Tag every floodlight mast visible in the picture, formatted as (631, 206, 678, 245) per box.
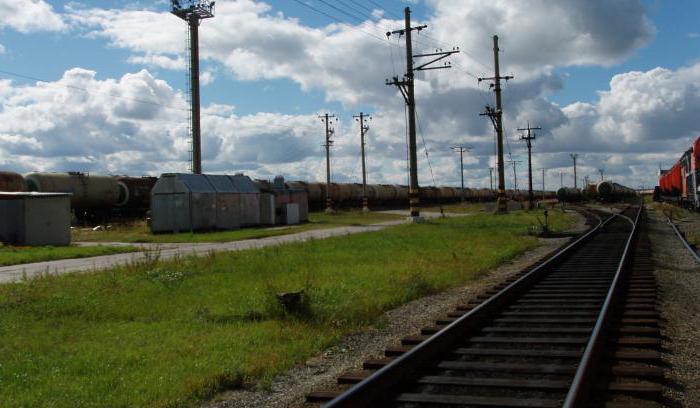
(171, 1, 215, 174)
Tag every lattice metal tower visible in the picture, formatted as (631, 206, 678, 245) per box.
(171, 0, 215, 174)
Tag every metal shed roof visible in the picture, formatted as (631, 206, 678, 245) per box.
(205, 174, 239, 193)
(229, 175, 259, 193)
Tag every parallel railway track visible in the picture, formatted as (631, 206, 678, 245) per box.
(306, 205, 664, 407)
(666, 216, 700, 263)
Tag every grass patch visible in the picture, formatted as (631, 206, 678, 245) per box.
(72, 211, 404, 244)
(421, 202, 486, 214)
(0, 209, 575, 407)
(0, 245, 138, 267)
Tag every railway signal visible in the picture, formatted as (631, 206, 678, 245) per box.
(479, 36, 514, 214)
(517, 123, 541, 209)
(386, 7, 459, 218)
(353, 112, 372, 212)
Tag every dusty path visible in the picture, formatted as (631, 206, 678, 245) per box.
(0, 212, 452, 284)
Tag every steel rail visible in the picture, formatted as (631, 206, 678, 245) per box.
(667, 216, 700, 263)
(562, 205, 642, 407)
(324, 209, 612, 408)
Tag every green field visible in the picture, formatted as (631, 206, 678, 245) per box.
(72, 210, 404, 244)
(0, 245, 138, 267)
(0, 210, 575, 407)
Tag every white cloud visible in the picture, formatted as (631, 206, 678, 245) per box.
(3, 0, 693, 190)
(0, 43, 5, 54)
(0, 0, 66, 32)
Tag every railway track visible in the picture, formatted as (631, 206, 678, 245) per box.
(306, 205, 664, 407)
(666, 216, 700, 263)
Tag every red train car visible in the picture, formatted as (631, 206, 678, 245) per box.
(657, 137, 700, 209)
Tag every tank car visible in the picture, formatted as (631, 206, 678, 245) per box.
(0, 171, 26, 192)
(557, 187, 583, 202)
(114, 176, 157, 209)
(25, 172, 124, 209)
(596, 181, 637, 201)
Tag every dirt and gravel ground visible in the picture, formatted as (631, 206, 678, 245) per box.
(203, 211, 588, 408)
(647, 207, 700, 407)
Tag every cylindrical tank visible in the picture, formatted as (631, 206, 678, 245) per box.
(557, 187, 583, 202)
(596, 181, 636, 201)
(364, 185, 378, 201)
(304, 182, 324, 203)
(0, 171, 26, 192)
(115, 176, 157, 208)
(394, 185, 409, 201)
(330, 183, 352, 202)
(350, 183, 364, 201)
(25, 172, 123, 208)
(375, 184, 396, 201)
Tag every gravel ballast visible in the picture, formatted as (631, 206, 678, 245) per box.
(647, 207, 700, 407)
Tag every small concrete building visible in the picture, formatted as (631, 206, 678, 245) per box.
(0, 192, 71, 246)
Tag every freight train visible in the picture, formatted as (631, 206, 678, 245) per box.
(556, 181, 637, 203)
(656, 137, 700, 209)
(0, 170, 556, 218)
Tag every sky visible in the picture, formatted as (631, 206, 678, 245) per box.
(0, 0, 699, 191)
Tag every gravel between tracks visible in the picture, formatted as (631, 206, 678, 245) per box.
(202, 211, 587, 408)
(647, 207, 700, 407)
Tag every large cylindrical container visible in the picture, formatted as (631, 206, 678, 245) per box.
(394, 185, 409, 201)
(303, 182, 324, 203)
(115, 176, 157, 208)
(0, 171, 26, 192)
(25, 172, 124, 208)
(557, 187, 583, 202)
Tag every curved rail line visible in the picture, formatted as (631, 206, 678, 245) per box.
(321, 206, 643, 408)
(666, 216, 700, 263)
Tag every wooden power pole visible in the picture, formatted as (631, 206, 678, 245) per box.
(570, 153, 579, 189)
(387, 7, 458, 218)
(320, 113, 336, 213)
(354, 112, 372, 212)
(451, 145, 471, 202)
(517, 122, 541, 209)
(479, 35, 514, 213)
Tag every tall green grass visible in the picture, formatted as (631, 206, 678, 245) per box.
(0, 210, 574, 407)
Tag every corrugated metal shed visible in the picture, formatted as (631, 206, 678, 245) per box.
(229, 175, 260, 226)
(0, 192, 71, 246)
(205, 175, 241, 230)
(150, 173, 217, 233)
(151, 173, 262, 233)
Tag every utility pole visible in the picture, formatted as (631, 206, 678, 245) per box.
(560, 171, 564, 188)
(570, 153, 579, 189)
(598, 168, 605, 181)
(320, 113, 337, 213)
(507, 158, 522, 192)
(354, 112, 372, 212)
(171, 0, 215, 174)
(451, 145, 471, 202)
(540, 168, 546, 201)
(479, 35, 514, 213)
(489, 167, 494, 191)
(387, 7, 459, 218)
(517, 122, 541, 209)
